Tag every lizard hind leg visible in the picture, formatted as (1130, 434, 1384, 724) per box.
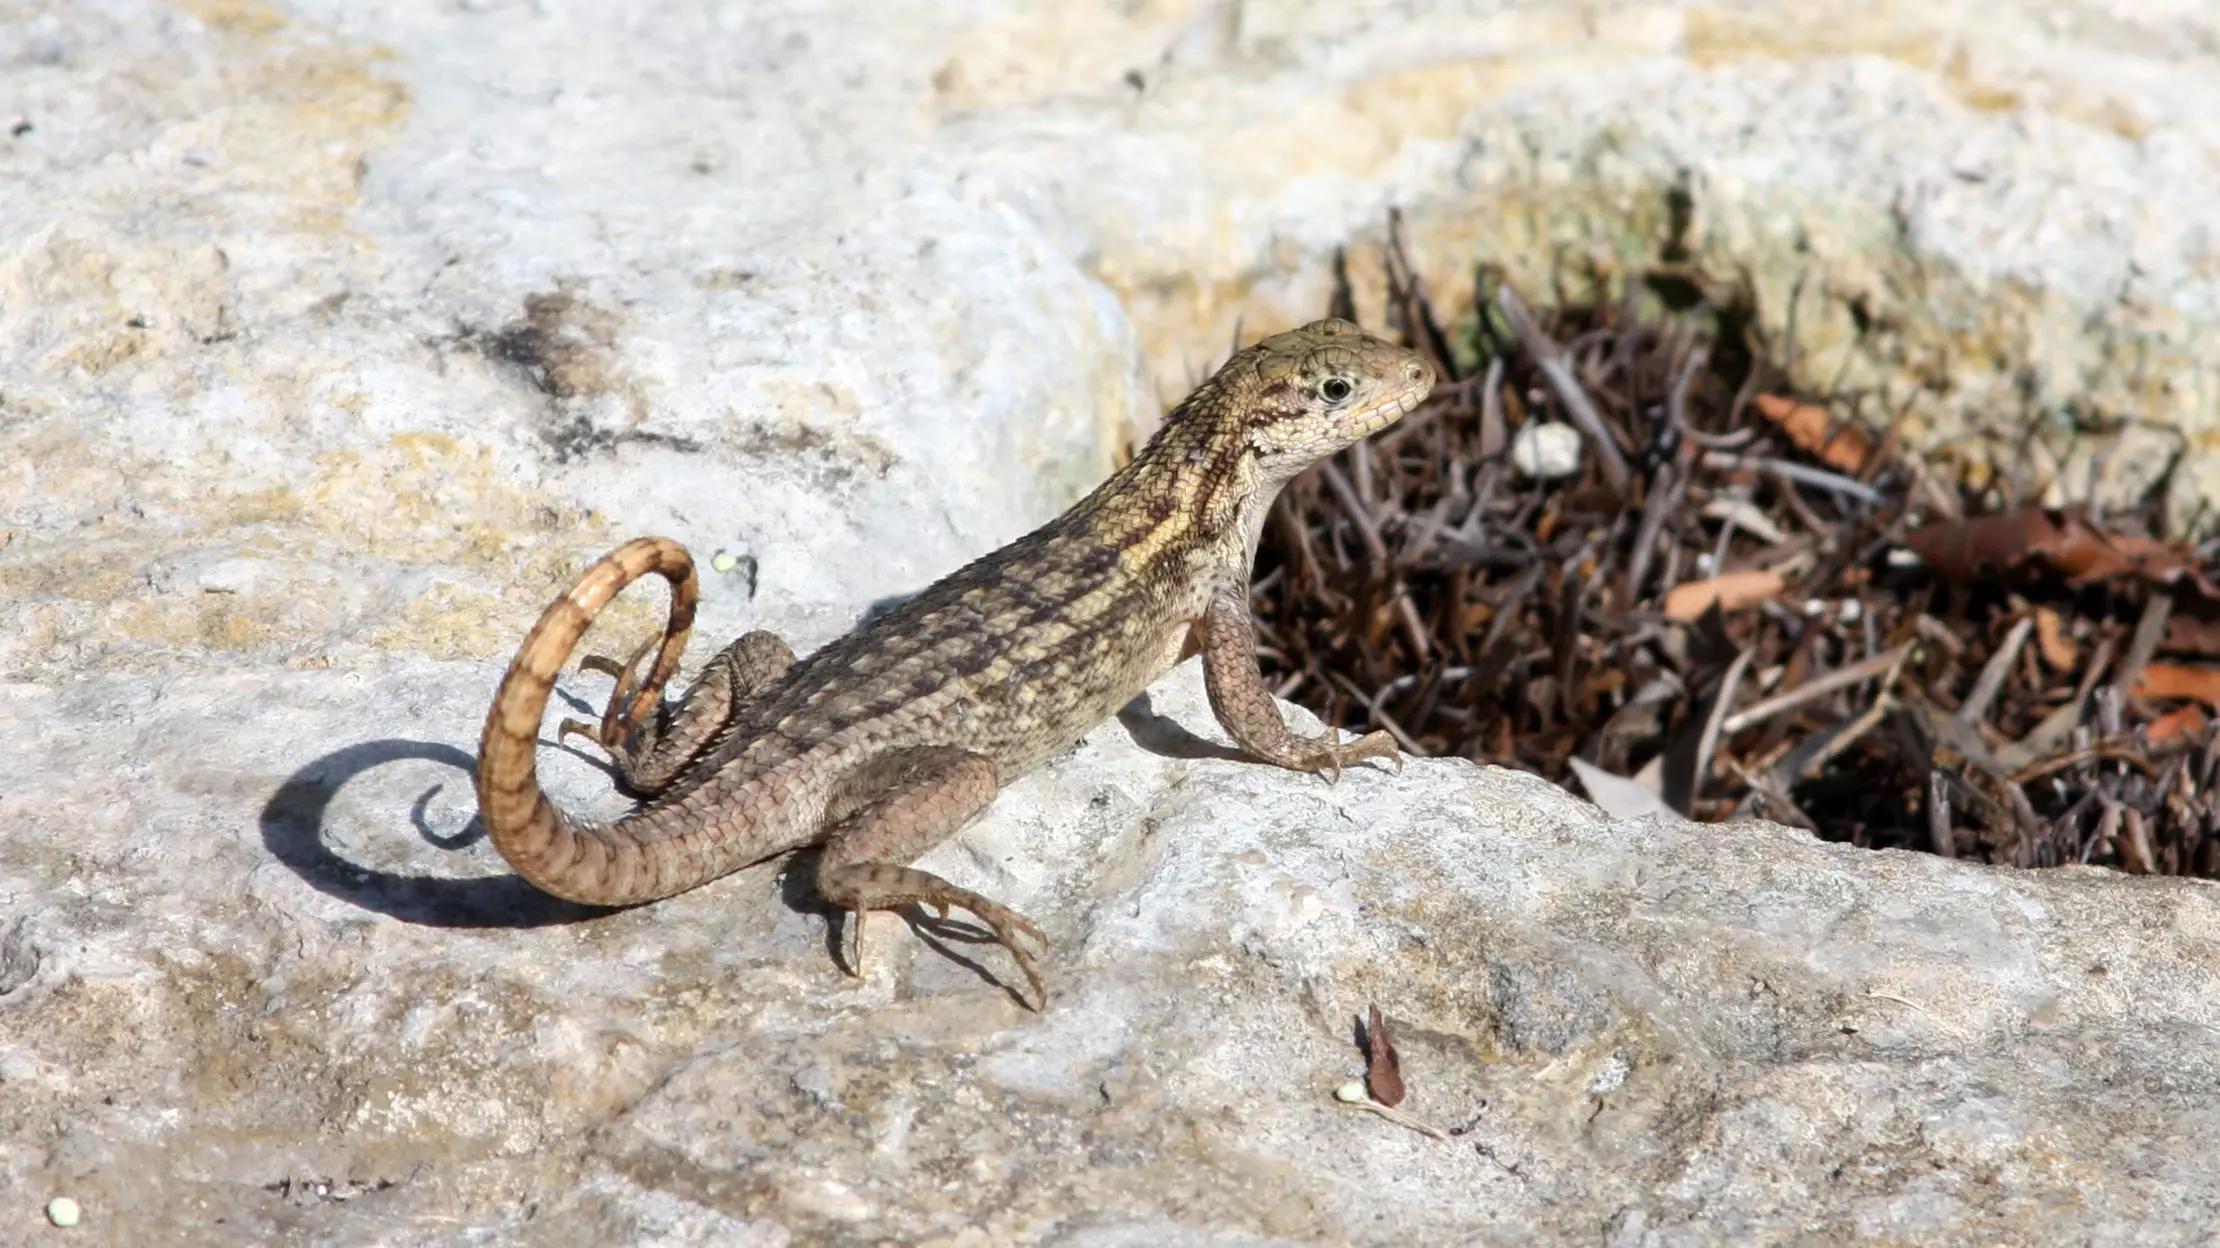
(562, 629, 797, 796)
(815, 746, 1048, 1009)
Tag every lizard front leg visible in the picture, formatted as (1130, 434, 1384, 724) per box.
(815, 746, 1048, 1009)
(1200, 585, 1402, 781)
(561, 629, 797, 795)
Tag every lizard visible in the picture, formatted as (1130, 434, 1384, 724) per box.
(474, 317, 1437, 1007)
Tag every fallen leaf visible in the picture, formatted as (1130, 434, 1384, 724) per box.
(2033, 606, 2077, 672)
(1899, 509, 2072, 581)
(2133, 664, 2220, 708)
(2105, 536, 2219, 596)
(2148, 704, 2209, 746)
(1567, 756, 1674, 820)
(1900, 508, 2220, 598)
(1662, 570, 1785, 621)
(2164, 611, 2220, 657)
(1364, 1004, 1406, 1109)
(1753, 394, 1872, 474)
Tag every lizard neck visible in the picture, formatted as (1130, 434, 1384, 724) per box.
(1065, 382, 1282, 592)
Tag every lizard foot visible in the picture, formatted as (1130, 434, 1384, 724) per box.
(577, 636, 664, 748)
(1297, 729, 1403, 784)
(835, 888, 1049, 1010)
(907, 885, 1049, 1011)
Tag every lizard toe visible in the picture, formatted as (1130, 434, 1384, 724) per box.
(945, 894, 1050, 1008)
(576, 653, 628, 679)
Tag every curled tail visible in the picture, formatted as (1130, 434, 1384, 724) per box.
(475, 536, 699, 905)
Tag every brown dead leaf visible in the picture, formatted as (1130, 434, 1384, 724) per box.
(2033, 607, 2077, 672)
(1662, 569, 1785, 621)
(2133, 664, 2220, 708)
(2148, 703, 2209, 746)
(1753, 394, 1872, 474)
(1899, 509, 2068, 581)
(2101, 536, 2220, 597)
(2164, 611, 2220, 657)
(1364, 1004, 1405, 1108)
(1900, 508, 2220, 598)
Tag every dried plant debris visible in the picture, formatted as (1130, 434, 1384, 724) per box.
(1362, 1004, 1407, 1108)
(1254, 217, 2220, 877)
(1333, 1003, 1446, 1141)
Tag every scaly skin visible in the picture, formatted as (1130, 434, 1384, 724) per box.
(474, 318, 1436, 1006)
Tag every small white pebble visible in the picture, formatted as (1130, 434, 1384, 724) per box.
(1586, 1050, 1631, 1094)
(1509, 421, 1584, 482)
(47, 1196, 80, 1228)
(1334, 1080, 1371, 1104)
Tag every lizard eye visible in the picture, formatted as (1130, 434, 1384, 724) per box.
(1321, 376, 1353, 404)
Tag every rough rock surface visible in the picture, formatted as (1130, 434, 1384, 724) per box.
(12, 662, 2220, 1244)
(6, 0, 2220, 1243)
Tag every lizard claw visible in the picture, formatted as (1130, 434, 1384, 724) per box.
(845, 909, 872, 980)
(937, 892, 1049, 1011)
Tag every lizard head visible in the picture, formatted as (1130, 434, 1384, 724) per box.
(1222, 317, 1436, 485)
(1110, 318, 1436, 561)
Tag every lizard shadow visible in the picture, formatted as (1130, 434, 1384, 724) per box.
(1115, 692, 1249, 763)
(261, 737, 618, 929)
(263, 737, 1039, 1001)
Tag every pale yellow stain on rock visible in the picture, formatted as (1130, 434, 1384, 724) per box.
(0, 0, 413, 390)
(167, 0, 413, 180)
(929, 0, 1213, 114)
(1, 430, 619, 671)
(1110, 21, 2203, 518)
(2, 0, 425, 692)
(173, 0, 290, 35)
(1, 225, 232, 377)
(367, 571, 666, 666)
(1686, 4, 2154, 142)
(1683, 4, 1948, 69)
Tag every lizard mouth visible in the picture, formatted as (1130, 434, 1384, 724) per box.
(1348, 381, 1430, 438)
